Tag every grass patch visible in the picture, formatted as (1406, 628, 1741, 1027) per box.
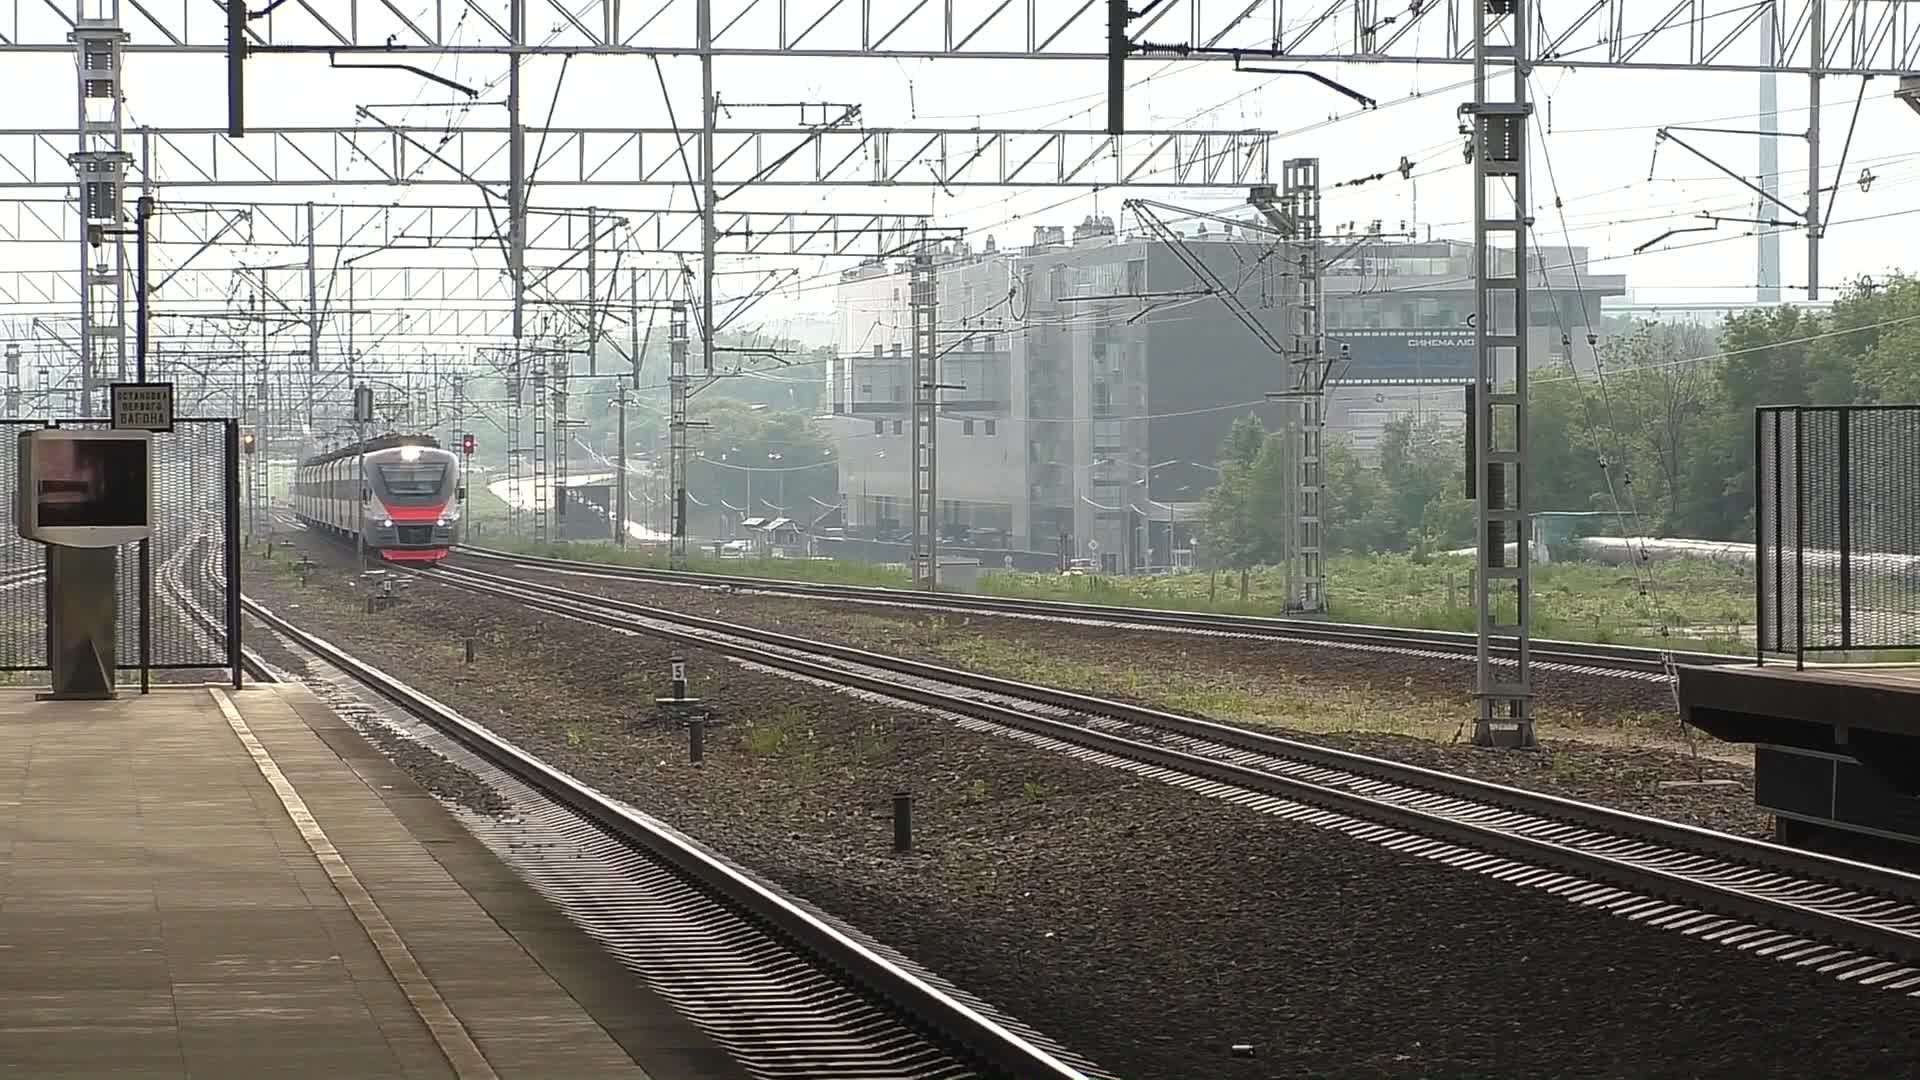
(745, 703, 814, 757)
(977, 553, 1759, 653)
(482, 535, 1914, 661)
(487, 537, 913, 588)
(929, 634, 1699, 751)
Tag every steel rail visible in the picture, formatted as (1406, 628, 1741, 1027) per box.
(453, 545, 1743, 676)
(231, 577, 1092, 1080)
(158, 538, 277, 681)
(426, 561, 1920, 968)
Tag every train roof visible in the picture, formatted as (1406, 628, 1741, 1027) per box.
(298, 433, 445, 468)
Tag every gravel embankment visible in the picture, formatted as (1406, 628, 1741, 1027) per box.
(241, 545, 1920, 1080)
(461, 558, 1768, 837)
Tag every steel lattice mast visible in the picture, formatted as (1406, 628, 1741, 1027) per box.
(1466, 0, 1536, 748)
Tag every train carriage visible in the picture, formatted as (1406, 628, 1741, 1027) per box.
(292, 434, 463, 561)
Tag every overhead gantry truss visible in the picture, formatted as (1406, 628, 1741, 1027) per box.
(0, 126, 1278, 188)
(0, 0, 1914, 75)
(0, 197, 937, 257)
(4, 259, 798, 351)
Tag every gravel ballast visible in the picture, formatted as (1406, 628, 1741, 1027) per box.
(245, 547, 1920, 1080)
(460, 557, 1769, 836)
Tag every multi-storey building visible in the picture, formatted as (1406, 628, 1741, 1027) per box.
(827, 216, 1626, 571)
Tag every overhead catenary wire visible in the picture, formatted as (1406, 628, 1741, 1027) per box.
(1529, 96, 1696, 757)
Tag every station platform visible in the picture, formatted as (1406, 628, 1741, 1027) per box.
(0, 681, 745, 1080)
(1678, 661, 1920, 860)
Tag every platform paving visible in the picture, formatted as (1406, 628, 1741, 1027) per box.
(0, 682, 747, 1080)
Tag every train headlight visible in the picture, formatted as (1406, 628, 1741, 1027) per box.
(381, 517, 394, 528)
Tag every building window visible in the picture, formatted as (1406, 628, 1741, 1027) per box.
(860, 383, 872, 396)
(873, 419, 885, 434)
(963, 419, 975, 435)
(1126, 258, 1146, 296)
(984, 419, 997, 436)
(893, 420, 903, 434)
(892, 386, 904, 402)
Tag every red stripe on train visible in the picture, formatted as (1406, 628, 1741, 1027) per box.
(381, 503, 447, 523)
(380, 548, 448, 562)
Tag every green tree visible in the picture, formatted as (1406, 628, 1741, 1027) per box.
(1847, 274, 1920, 403)
(1323, 436, 1395, 553)
(1375, 416, 1471, 552)
(684, 400, 837, 528)
(1199, 414, 1269, 568)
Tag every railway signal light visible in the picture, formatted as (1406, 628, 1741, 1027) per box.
(461, 433, 475, 456)
(241, 431, 256, 454)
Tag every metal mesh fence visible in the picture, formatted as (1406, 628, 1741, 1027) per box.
(0, 417, 237, 673)
(1757, 405, 1920, 662)
(0, 419, 45, 669)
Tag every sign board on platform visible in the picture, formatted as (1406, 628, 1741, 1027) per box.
(109, 382, 174, 432)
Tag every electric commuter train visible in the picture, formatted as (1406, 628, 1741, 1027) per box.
(292, 434, 463, 561)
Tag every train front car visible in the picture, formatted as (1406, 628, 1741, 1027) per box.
(362, 442, 461, 561)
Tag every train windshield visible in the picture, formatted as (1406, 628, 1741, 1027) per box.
(376, 463, 447, 497)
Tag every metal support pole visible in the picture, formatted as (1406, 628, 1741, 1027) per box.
(1467, 0, 1536, 748)
(1285, 159, 1326, 613)
(533, 358, 549, 543)
(508, 0, 528, 524)
(136, 192, 151, 692)
(909, 248, 938, 590)
(73, 8, 131, 418)
(1758, 19, 1781, 303)
(1806, 0, 1824, 301)
(669, 302, 690, 567)
(134, 195, 150, 381)
(553, 355, 570, 534)
(586, 206, 599, 375)
(305, 200, 319, 430)
(629, 267, 642, 385)
(616, 391, 628, 545)
(508, 0, 526, 339)
(698, 0, 717, 375)
(225, 419, 242, 688)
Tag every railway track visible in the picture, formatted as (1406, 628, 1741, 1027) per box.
(198, 537, 1099, 1080)
(424, 559, 1920, 986)
(453, 544, 1742, 679)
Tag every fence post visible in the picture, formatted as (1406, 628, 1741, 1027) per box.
(139, 536, 151, 696)
(1837, 409, 1852, 652)
(1794, 408, 1806, 670)
(226, 419, 243, 688)
(1754, 407, 1765, 664)
(1773, 409, 1786, 659)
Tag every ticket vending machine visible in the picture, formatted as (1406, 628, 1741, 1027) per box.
(15, 428, 153, 699)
